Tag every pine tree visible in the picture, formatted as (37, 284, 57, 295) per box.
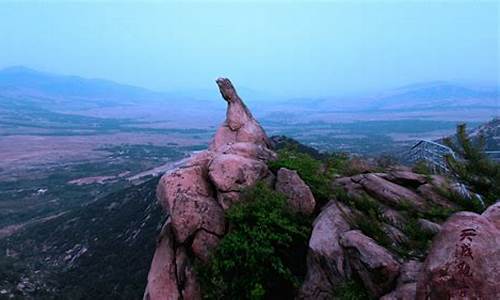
(443, 123, 500, 206)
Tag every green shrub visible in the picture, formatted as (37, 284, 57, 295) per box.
(412, 160, 432, 175)
(335, 191, 390, 248)
(353, 214, 391, 248)
(197, 183, 311, 300)
(325, 152, 353, 176)
(402, 218, 434, 254)
(334, 278, 373, 300)
(419, 205, 456, 222)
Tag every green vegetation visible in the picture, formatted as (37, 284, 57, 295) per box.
(335, 191, 391, 248)
(334, 190, 440, 258)
(412, 160, 432, 175)
(334, 278, 373, 300)
(0, 178, 164, 299)
(402, 218, 433, 254)
(443, 123, 500, 208)
(100, 144, 185, 161)
(269, 144, 354, 206)
(197, 183, 311, 300)
(435, 187, 484, 214)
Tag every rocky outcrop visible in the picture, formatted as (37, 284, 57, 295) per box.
(340, 230, 401, 298)
(300, 168, 471, 300)
(397, 260, 422, 286)
(145, 78, 303, 300)
(379, 260, 422, 299)
(334, 170, 457, 212)
(144, 78, 276, 299)
(145, 78, 498, 300)
(143, 219, 201, 300)
(209, 78, 271, 150)
(298, 201, 352, 299)
(275, 168, 316, 215)
(355, 173, 427, 210)
(299, 199, 405, 299)
(416, 202, 500, 299)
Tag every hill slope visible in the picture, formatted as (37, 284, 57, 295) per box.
(0, 177, 165, 299)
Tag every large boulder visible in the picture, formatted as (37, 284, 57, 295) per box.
(382, 223, 408, 246)
(339, 230, 401, 298)
(156, 164, 213, 214)
(144, 219, 201, 300)
(333, 176, 365, 199)
(208, 154, 269, 193)
(384, 170, 427, 188)
(416, 183, 457, 209)
(275, 168, 316, 215)
(416, 204, 500, 299)
(482, 201, 500, 229)
(354, 174, 427, 211)
(156, 165, 224, 245)
(334, 173, 428, 211)
(397, 260, 422, 286)
(298, 201, 352, 299)
(379, 260, 422, 299)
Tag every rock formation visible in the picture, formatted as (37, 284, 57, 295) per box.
(275, 168, 316, 215)
(340, 230, 401, 297)
(144, 78, 499, 299)
(416, 202, 500, 299)
(144, 78, 314, 300)
(298, 201, 352, 299)
(300, 166, 492, 300)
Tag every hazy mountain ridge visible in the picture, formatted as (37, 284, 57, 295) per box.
(1, 66, 497, 119)
(0, 66, 165, 107)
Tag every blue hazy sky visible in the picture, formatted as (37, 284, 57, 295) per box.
(0, 1, 498, 97)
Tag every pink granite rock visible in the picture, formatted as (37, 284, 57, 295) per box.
(156, 165, 224, 244)
(340, 230, 401, 298)
(275, 168, 316, 215)
(144, 220, 201, 300)
(209, 78, 271, 150)
(416, 208, 500, 299)
(208, 154, 269, 193)
(146, 78, 277, 299)
(355, 174, 427, 211)
(298, 201, 352, 299)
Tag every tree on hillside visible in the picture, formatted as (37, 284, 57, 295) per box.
(443, 123, 500, 206)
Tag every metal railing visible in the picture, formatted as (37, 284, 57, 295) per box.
(407, 139, 456, 174)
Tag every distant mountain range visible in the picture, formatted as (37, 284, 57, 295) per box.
(0, 66, 498, 125)
(367, 81, 499, 111)
(0, 66, 167, 107)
